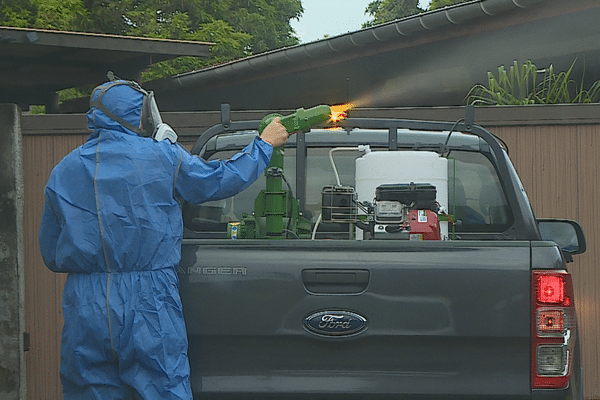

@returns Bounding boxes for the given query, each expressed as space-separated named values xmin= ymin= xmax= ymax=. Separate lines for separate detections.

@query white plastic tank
xmin=355 ymin=151 xmax=448 ymax=239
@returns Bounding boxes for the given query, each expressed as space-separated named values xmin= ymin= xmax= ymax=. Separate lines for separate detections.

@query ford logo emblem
xmin=304 ymin=310 xmax=368 ymax=337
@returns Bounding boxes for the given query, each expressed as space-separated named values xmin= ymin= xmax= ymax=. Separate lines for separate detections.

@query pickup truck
xmin=178 ymin=108 xmax=586 ymax=400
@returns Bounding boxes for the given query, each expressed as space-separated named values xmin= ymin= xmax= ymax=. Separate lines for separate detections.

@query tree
xmin=363 ymin=0 xmax=423 ymax=27
xmin=223 ymin=0 xmax=302 ymax=54
xmin=138 ymin=0 xmax=303 ymax=80
xmin=429 ymin=0 xmax=470 ymax=10
xmin=0 ymin=0 xmax=33 ymax=27
xmin=32 ymin=0 xmax=89 ymax=30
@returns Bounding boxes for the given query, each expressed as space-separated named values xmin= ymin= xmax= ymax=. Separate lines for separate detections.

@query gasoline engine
xmin=321 ymin=149 xmax=450 ymax=240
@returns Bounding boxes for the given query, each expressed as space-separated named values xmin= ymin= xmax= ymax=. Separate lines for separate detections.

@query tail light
xmin=532 ymin=270 xmax=576 ymax=389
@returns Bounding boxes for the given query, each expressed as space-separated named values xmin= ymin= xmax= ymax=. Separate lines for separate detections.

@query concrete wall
xmin=0 ymin=104 xmax=25 ymax=399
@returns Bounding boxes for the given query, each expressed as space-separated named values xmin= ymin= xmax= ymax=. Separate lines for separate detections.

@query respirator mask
xmin=90 ymin=72 xmax=178 ymax=143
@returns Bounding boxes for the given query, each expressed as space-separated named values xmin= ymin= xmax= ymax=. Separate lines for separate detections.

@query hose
xmin=311 ymin=213 xmax=323 ymax=240
xmin=313 ymin=145 xmax=370 ymax=240
xmin=328 ymin=145 xmax=371 ymax=186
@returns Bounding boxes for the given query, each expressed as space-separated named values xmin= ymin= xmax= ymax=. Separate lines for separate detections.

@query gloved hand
xmin=260 ymin=117 xmax=291 ymax=148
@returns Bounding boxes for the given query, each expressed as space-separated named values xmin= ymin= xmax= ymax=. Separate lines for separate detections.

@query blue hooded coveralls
xmin=38 ymin=82 xmax=273 ymax=399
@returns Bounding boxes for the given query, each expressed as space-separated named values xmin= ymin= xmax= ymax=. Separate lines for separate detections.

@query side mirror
xmin=537 ymin=219 xmax=586 ymax=259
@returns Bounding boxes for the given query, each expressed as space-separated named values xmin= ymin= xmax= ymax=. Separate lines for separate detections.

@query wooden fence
xmin=21 ymin=105 xmax=599 ymax=399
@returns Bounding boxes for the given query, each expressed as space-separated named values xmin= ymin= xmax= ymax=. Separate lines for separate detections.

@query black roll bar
xmin=190 ymin=105 xmax=540 ymax=240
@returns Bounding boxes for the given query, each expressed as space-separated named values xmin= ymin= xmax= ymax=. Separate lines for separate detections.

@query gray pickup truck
xmin=178 ymin=109 xmax=586 ymax=400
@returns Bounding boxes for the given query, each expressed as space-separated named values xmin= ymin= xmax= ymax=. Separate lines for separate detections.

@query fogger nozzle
xmin=258 ymin=105 xmax=332 ymax=134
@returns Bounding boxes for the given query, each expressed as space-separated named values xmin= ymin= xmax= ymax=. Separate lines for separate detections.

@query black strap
xmin=89 ymin=77 xmax=149 ymax=136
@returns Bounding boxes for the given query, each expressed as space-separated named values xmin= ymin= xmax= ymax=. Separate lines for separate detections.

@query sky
xmin=291 ymin=0 xmax=431 ymax=44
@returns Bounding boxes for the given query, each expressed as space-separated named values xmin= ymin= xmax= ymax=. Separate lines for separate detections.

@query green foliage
xmin=103 ymin=0 xmax=303 ymax=56
xmin=363 ymin=0 xmax=423 ymax=27
xmin=362 ymin=0 xmax=471 ymax=26
xmin=58 ymin=86 xmax=93 ymax=102
xmin=428 ymin=0 xmax=470 ymax=10
xmin=31 ymin=0 xmax=88 ymax=30
xmin=225 ymin=0 xmax=302 ymax=53
xmin=467 ymin=60 xmax=538 ymax=105
xmin=29 ymin=105 xmax=45 ymax=114
xmin=467 ymin=59 xmax=600 ymax=105
xmin=1 ymin=2 xmax=32 ymax=27
xmin=142 ymin=20 xmax=253 ymax=81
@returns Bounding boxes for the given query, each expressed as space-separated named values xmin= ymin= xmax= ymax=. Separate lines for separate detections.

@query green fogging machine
xmin=228 ymin=105 xmax=333 ymax=239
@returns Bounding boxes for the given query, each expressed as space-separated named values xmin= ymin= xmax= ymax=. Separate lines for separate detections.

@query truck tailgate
xmin=179 ymin=239 xmax=531 ymax=399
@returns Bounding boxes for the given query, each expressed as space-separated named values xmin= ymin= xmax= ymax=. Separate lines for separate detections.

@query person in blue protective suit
xmin=38 ymin=74 xmax=291 ymax=400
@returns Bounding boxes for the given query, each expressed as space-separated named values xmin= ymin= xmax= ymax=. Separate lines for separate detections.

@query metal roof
xmin=0 ymin=26 xmax=211 ymax=111
xmin=145 ymin=0 xmax=600 ymax=111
